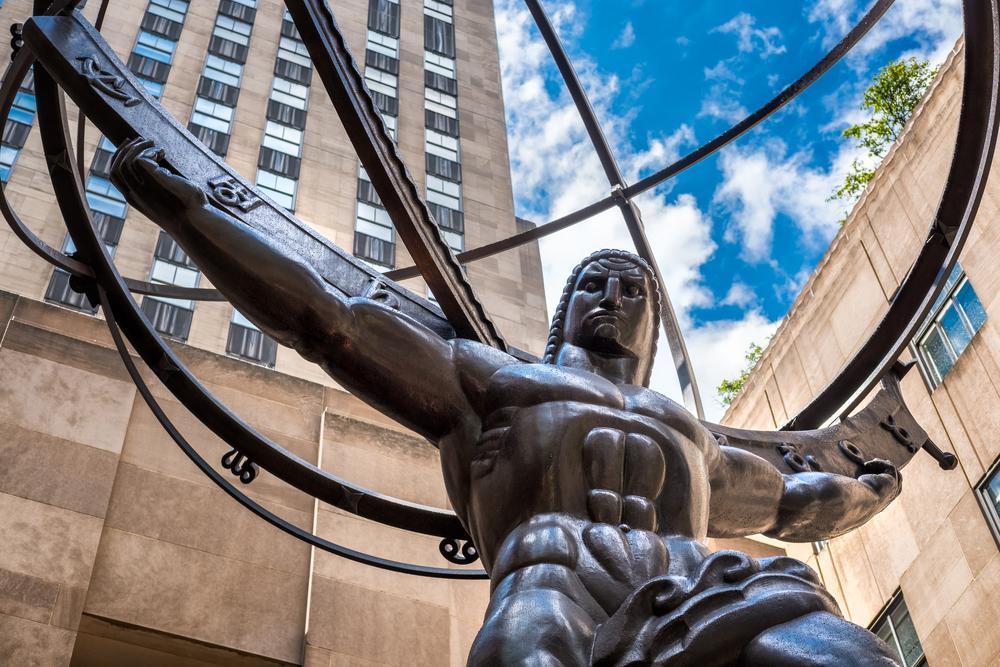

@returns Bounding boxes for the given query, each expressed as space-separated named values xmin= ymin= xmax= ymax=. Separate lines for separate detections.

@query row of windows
xmin=421 ymin=1 xmax=463 ymax=260
xmin=254 ymin=13 xmax=312 ymax=213
xmin=188 ymin=0 xmax=258 ymax=157
xmin=0 ymin=70 xmax=36 ymax=183
xmin=353 ymin=0 xmax=401 ymax=270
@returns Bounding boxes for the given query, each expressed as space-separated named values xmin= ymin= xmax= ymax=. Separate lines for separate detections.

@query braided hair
xmin=543 ymin=249 xmax=661 ymax=385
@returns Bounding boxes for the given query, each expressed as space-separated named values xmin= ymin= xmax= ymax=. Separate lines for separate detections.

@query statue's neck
xmin=555 ymin=344 xmax=641 ymax=386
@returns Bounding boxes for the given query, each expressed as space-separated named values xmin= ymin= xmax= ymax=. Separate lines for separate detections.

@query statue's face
xmin=563 ymin=258 xmax=656 ymax=359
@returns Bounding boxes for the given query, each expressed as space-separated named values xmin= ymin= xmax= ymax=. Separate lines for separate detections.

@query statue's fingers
xmin=110 ymin=138 xmax=152 ymax=190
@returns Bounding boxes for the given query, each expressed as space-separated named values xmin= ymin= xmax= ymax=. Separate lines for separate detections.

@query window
xmin=424 ymin=15 xmax=455 ymax=57
xmin=978 ymin=457 xmax=1000 ymax=547
xmin=270 ymin=78 xmax=309 ymax=110
xmin=227 ymin=310 xmax=277 ymax=367
xmin=915 ymin=264 xmax=987 ymax=388
xmin=0 ymin=72 xmax=36 ymax=182
xmin=368 ymin=0 xmax=400 ymax=36
xmin=870 ymin=594 xmax=926 ymax=667
xmin=134 ymin=30 xmax=177 ymax=63
xmin=142 ymin=232 xmax=199 ymax=340
xmin=256 ymin=170 xmax=297 ymax=210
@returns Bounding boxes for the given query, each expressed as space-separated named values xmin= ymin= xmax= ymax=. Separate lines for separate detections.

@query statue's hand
xmin=110 ymin=137 xmax=208 ymax=219
xmin=858 ymin=458 xmax=902 ymax=500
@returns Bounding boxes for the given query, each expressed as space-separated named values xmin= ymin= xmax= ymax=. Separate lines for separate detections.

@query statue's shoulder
xmin=621 ymin=385 xmax=712 ymax=444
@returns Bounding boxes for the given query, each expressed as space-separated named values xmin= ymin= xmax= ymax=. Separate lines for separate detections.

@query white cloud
xmin=613 ymin=21 xmax=636 ymax=49
xmin=721 ymin=282 xmax=758 ymax=309
xmin=698 ymin=85 xmax=749 ymax=123
xmin=713 ymin=13 xmax=787 ymax=58
xmin=713 ymin=140 xmax=848 ymax=263
xmin=651 ymin=312 xmax=780 ymax=421
xmin=496 ymin=0 xmax=752 ymax=411
xmin=809 ymin=0 xmax=962 ymax=66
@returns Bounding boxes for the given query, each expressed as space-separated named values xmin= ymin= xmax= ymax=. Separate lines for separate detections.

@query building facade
xmin=0 ymin=0 xmax=551 ymax=664
xmin=723 ymin=39 xmax=1000 ymax=667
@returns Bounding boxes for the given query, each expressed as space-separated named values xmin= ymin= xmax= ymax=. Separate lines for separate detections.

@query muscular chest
xmin=472 ymin=364 xmax=710 ymax=535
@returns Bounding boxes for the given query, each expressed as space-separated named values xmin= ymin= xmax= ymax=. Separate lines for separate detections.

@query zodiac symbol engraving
xmin=881 ymin=414 xmax=918 ymax=453
xmin=208 ymin=175 xmax=264 ymax=212
xmin=363 ymin=278 xmax=401 ymax=310
xmin=838 ymin=440 xmax=867 ymax=465
xmin=777 ymin=443 xmax=823 ymax=473
xmin=77 ymin=56 xmax=140 ymax=107
xmin=221 ymin=447 xmax=259 ymax=484
xmin=439 ymin=537 xmax=480 ymax=565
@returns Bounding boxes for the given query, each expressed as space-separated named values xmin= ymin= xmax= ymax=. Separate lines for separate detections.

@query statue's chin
xmin=594 ymin=323 xmax=619 ymax=340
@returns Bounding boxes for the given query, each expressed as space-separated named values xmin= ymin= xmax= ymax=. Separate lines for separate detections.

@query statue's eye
xmin=583 ymin=281 xmax=599 ymax=293
xmin=625 ymin=284 xmax=642 ymax=298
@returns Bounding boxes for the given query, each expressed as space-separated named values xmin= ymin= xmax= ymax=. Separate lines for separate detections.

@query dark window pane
xmin=197 ymin=76 xmax=240 ymax=106
xmin=227 ymin=323 xmax=277 ymax=367
xmin=208 ymin=35 xmax=248 ymax=63
xmin=93 ymin=213 xmax=124 ymax=246
xmin=281 ymin=19 xmax=300 ymax=40
xmin=267 ymin=100 xmax=307 ymax=129
xmin=940 ymin=304 xmax=973 ymax=358
xmin=428 ymin=202 xmax=463 ymax=233
xmin=370 ymin=91 xmax=398 ymax=116
xmin=189 ymin=123 xmax=230 ymax=156
xmin=275 ymin=58 xmax=312 ymax=85
xmin=425 ymin=70 xmax=457 ymax=96
xmin=889 ymin=603 xmax=923 ymax=667
xmin=921 ymin=326 xmax=954 ymax=385
xmin=354 ymin=231 xmax=395 ymax=267
xmin=258 ymin=147 xmax=301 ymax=179
xmin=127 ymin=54 xmax=170 ymax=83
xmin=368 ymin=0 xmax=400 ymax=36
xmin=426 ymin=154 xmax=462 ymax=182
xmin=365 ymin=50 xmax=399 ymax=75
xmin=141 ymin=297 xmax=193 ymax=340
xmin=154 ymin=231 xmax=196 ymax=267
xmin=357 ymin=178 xmax=382 ymax=206
xmin=2 ymin=120 xmax=31 ymax=148
xmin=89 ymin=148 xmax=115 ymax=178
xmin=141 ymin=12 xmax=183 ymax=40
xmin=45 ymin=269 xmax=97 ymax=312
xmin=425 ymin=110 xmax=459 ymax=136
xmin=954 ymin=281 xmax=987 ymax=333
xmin=986 ymin=469 xmax=1000 ymax=516
xmin=424 ymin=15 xmax=455 ymax=57
xmin=219 ymin=0 xmax=256 ymax=23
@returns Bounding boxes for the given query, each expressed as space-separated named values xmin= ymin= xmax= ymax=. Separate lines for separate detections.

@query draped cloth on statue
xmin=591 ymin=551 xmax=840 ymax=666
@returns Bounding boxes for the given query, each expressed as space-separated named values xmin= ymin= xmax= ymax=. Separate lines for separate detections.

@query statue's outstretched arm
xmin=707 ymin=445 xmax=901 ymax=542
xmin=111 ymin=139 xmax=504 ymax=440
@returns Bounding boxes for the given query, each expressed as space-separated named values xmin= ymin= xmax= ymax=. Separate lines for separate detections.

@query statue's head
xmin=544 ymin=249 xmax=660 ymax=385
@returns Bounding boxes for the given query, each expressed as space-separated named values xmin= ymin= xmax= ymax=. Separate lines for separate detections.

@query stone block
xmin=307 ymin=575 xmax=450 ymax=666
xmin=0 ymin=347 xmax=134 ymax=455
xmin=0 ymin=422 xmax=118 ymax=518
xmin=0 ymin=492 xmax=103 ymax=590
xmin=0 ymin=614 xmax=75 ymax=667
xmin=84 ymin=528 xmax=308 ymax=663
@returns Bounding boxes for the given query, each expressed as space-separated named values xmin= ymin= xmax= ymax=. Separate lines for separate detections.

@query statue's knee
xmin=740 ymin=611 xmax=901 ymax=667
xmin=470 ymin=582 xmax=596 ymax=667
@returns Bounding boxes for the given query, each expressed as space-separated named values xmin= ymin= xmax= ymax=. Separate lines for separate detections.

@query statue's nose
xmin=600 ymin=277 xmax=622 ymax=309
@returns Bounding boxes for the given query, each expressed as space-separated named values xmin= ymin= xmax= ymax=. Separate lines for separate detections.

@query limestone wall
xmin=723 ymin=39 xmax=1000 ymax=667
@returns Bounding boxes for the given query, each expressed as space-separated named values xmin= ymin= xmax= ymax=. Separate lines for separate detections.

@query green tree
xmin=717 ymin=341 xmax=765 ymax=407
xmin=832 ymin=57 xmax=938 ymax=206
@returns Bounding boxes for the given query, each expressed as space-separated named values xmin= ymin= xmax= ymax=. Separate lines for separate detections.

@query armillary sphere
xmin=1 ymin=0 xmax=997 ymax=579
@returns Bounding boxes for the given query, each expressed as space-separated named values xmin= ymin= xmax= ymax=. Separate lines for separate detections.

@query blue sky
xmin=493 ymin=0 xmax=963 ymax=419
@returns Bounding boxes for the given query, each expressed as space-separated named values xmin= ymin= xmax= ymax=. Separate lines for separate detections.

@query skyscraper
xmin=0 ymin=0 xmax=549 ymax=663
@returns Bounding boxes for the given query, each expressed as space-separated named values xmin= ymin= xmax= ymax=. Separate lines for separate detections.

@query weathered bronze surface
xmin=4 ymin=0 xmax=999 ymax=663
xmin=104 ymin=141 xmax=907 ymax=663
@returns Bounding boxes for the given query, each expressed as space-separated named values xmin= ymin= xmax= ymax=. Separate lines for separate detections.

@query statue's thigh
xmin=468 ymin=564 xmax=600 ymax=667
xmin=739 ymin=611 xmax=901 ymax=667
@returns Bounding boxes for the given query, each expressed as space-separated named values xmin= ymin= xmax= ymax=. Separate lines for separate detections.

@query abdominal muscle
xmin=487 ymin=513 xmax=711 ymax=619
